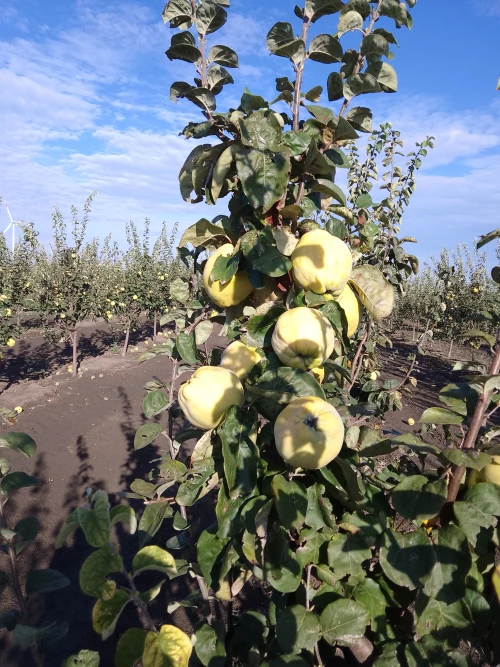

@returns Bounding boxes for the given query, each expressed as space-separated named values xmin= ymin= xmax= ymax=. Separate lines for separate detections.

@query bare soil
xmin=0 ymin=321 xmax=491 ymax=666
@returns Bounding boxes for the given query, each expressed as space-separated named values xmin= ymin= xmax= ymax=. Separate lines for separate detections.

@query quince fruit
xmin=220 ymin=340 xmax=262 ymax=380
xmin=272 ymin=307 xmax=335 ymax=370
xmin=203 ymin=244 xmax=253 ymax=308
xmin=275 ymin=395 xmax=344 ymax=469
xmin=178 ymin=366 xmax=244 ymax=430
xmin=291 ymin=229 xmax=352 ymax=295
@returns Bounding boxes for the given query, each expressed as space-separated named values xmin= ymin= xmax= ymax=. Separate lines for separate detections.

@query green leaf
xmin=453 ymin=498 xmax=497 ymax=548
xmin=464 ymin=482 xmax=500 ymax=515
xmin=62 ymin=650 xmax=100 ymax=667
xmin=185 ymin=87 xmax=216 ymax=113
xmin=391 ymin=475 xmax=448 ymax=522
xmin=422 ymin=525 xmax=471 ymax=603
xmin=115 ymin=628 xmax=148 ymax=667
xmin=196 ymin=1 xmax=227 ymax=35
xmin=178 ymin=219 xmax=227 ymax=249
xmin=133 ymin=545 xmax=177 ymax=576
xmin=166 ymin=37 xmax=201 ymax=64
xmin=138 ymin=501 xmax=174 ymax=546
xmin=221 ymin=405 xmax=259 ymax=498
xmin=441 ymin=448 xmax=491 ymax=471
xmin=0 ymin=471 xmax=38 ymax=496
xmin=327 ymin=72 xmax=344 ymax=101
xmin=282 ymin=130 xmax=311 ymax=156
xmin=414 ymin=595 xmax=468 ymax=641
xmin=195 ymin=624 xmax=226 ymax=667
xmin=327 ymin=533 xmax=371 ymax=578
xmin=110 ymin=505 xmax=137 ymax=534
xmin=240 ymin=109 xmax=283 ymax=151
xmin=266 ymin=22 xmax=305 ymax=63
xmin=210 ymin=144 xmax=237 ymax=202
xmin=79 ymin=544 xmax=123 ymax=598
xmin=353 ymin=578 xmax=387 ymax=632
xmin=361 ymin=33 xmax=390 ymax=58
xmin=366 ymin=62 xmax=398 ymax=93
xmin=235 ymin=148 xmax=290 ymax=212
xmin=305 ymin=0 xmax=343 ymax=22
xmin=438 ymin=382 xmax=477 ymax=417
xmin=296 ymin=530 xmax=328 ymax=567
xmin=0 ymin=432 xmax=36 ymax=457
xmin=143 ymin=390 xmax=170 ymax=418
xmin=350 ymin=265 xmax=394 ymax=322
xmin=338 ymin=10 xmax=363 ymax=35
xmin=477 ymin=227 xmax=500 ymax=249
xmin=55 ymin=510 xmax=80 ymax=549
xmin=77 ymin=490 xmax=110 ymax=548
xmin=25 ymin=569 xmax=70 ymax=596
xmin=176 ymin=331 xmax=198 ymax=363
xmin=343 ymin=73 xmax=381 ymax=100
xmin=272 ymin=475 xmax=308 ymax=532
xmin=276 ymin=605 xmax=321 ymax=653
xmin=309 ymin=179 xmax=346 ymax=205
xmin=420 ymin=407 xmax=463 ymax=425
xmin=134 ymin=423 xmax=163 ymax=450
xmin=308 ymin=34 xmax=342 ymax=63
xmin=379 ymin=528 xmax=435 ymax=589
xmin=162 ymin=0 xmax=193 ymax=25
xmin=346 ymin=106 xmax=372 ymax=132
xmin=248 ymin=366 xmax=326 ymax=404
xmin=306 ymin=483 xmax=327 ymax=530
xmin=197 ymin=525 xmax=230 ymax=584
xmin=208 ymin=44 xmax=239 ymax=68
xmin=195 ymin=320 xmax=213 ymax=346
xmin=460 ymin=588 xmax=491 ymax=634
xmin=130 ymin=479 xmax=157 ymax=499
xmin=92 ymin=589 xmax=130 ymax=640
xmin=320 ymin=598 xmax=370 ymax=646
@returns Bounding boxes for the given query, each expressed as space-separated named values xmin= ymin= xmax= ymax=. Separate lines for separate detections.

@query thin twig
xmin=347 ymin=322 xmax=371 ymax=391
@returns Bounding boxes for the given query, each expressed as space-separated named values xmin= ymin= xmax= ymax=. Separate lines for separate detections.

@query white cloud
xmin=472 ymin=0 xmax=500 ymax=17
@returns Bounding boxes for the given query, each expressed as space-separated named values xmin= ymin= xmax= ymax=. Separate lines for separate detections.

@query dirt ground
xmin=0 ymin=320 xmax=491 ymax=666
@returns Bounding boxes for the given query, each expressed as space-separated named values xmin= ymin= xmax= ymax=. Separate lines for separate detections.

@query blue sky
xmin=1 ymin=0 xmax=499 ymax=267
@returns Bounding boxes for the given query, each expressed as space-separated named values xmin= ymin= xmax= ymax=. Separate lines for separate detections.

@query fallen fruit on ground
xmin=203 ymin=243 xmax=253 ymax=307
xmin=220 ymin=340 xmax=262 ymax=380
xmin=272 ymin=307 xmax=335 ymax=370
xmin=274 ymin=395 xmax=345 ymax=469
xmin=291 ymin=229 xmax=352 ymax=296
xmin=178 ymin=366 xmax=244 ymax=429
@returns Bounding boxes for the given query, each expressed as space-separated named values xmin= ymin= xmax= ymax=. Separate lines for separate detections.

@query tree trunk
xmin=122 ymin=322 xmax=131 ymax=357
xmin=447 ymin=338 xmax=454 ymax=359
xmin=153 ymin=311 xmax=157 ymax=339
xmin=412 ymin=320 xmax=416 ymax=342
xmin=72 ymin=329 xmax=78 ymax=377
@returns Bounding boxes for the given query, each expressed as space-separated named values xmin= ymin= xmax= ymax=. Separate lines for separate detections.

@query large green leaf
xmin=453 ymin=496 xmax=497 ymax=548
xmin=176 ymin=331 xmax=198 ymax=362
xmin=343 ymin=73 xmax=381 ymax=100
xmin=308 ymin=34 xmax=342 ymax=63
xmin=240 ymin=110 xmax=283 ymax=151
xmin=305 ymin=0 xmax=343 ymax=22
xmin=169 ymin=277 xmax=190 ymax=303
xmin=143 ymin=390 xmax=170 ymax=418
xmin=210 ymin=144 xmax=237 ymax=202
xmin=420 ymin=407 xmax=463 ymax=425
xmin=197 ymin=525 xmax=230 ymax=585
xmin=338 ymin=10 xmax=363 ymax=35
xmin=266 ymin=22 xmax=305 ymax=63
xmin=247 ymin=366 xmax=326 ymax=404
xmin=195 ymin=624 xmax=226 ymax=667
xmin=92 ymin=589 xmax=130 ymax=640
xmin=391 ymin=475 xmax=448 ymax=522
xmin=208 ymin=44 xmax=239 ymax=68
xmin=79 ymin=544 xmax=123 ymax=598
xmin=327 ymin=532 xmax=371 ymax=578
xmin=276 ymin=605 xmax=321 ymax=653
xmin=196 ymin=1 xmax=227 ymax=35
xmin=272 ymin=475 xmax=308 ymax=532
xmin=134 ymin=423 xmax=163 ymax=450
xmin=422 ymin=525 xmax=471 ymax=603
xmin=414 ymin=595 xmax=469 ymax=641
xmin=178 ymin=219 xmax=227 ymax=249
xmin=221 ymin=406 xmax=259 ymax=498
xmin=25 ymin=569 xmax=70 ymax=596
xmin=62 ymin=650 xmax=100 ymax=666
xmin=133 ymin=545 xmax=177 ymax=576
xmin=349 ymin=265 xmax=394 ymax=322
xmin=320 ymin=599 xmax=370 ymax=646
xmin=0 ymin=471 xmax=38 ymax=497
xmin=235 ymin=148 xmax=290 ymax=212
xmin=366 ymin=62 xmax=398 ymax=93
xmin=245 ymin=306 xmax=285 ymax=347
xmin=346 ymin=106 xmax=372 ymax=132
xmin=353 ymin=578 xmax=387 ymax=632
xmin=0 ymin=432 xmax=36 ymax=458
xmin=115 ymin=628 xmax=148 ymax=667
xmin=162 ymin=0 xmax=193 ymax=25
xmin=77 ymin=490 xmax=110 ymax=548
xmin=379 ymin=528 xmax=435 ymax=589
xmin=138 ymin=501 xmax=174 ymax=546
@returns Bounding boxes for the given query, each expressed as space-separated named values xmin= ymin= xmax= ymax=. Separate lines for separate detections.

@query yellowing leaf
xmin=349 ymin=265 xmax=394 ymax=322
xmin=132 ymin=545 xmax=177 ymax=576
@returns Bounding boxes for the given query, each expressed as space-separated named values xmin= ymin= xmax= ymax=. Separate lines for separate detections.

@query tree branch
xmin=292 ymin=12 xmax=311 ymax=131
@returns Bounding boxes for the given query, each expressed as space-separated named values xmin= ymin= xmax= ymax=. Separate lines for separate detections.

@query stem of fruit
xmin=339 ymin=0 xmax=383 ymax=118
xmin=446 ymin=330 xmax=500 ymax=505
xmin=292 ymin=12 xmax=311 ymax=132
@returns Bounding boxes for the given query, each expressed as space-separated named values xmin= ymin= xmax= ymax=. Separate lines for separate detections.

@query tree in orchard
xmin=54 ymin=3 xmax=500 ymax=667
xmin=34 ymin=194 xmax=112 ymax=376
